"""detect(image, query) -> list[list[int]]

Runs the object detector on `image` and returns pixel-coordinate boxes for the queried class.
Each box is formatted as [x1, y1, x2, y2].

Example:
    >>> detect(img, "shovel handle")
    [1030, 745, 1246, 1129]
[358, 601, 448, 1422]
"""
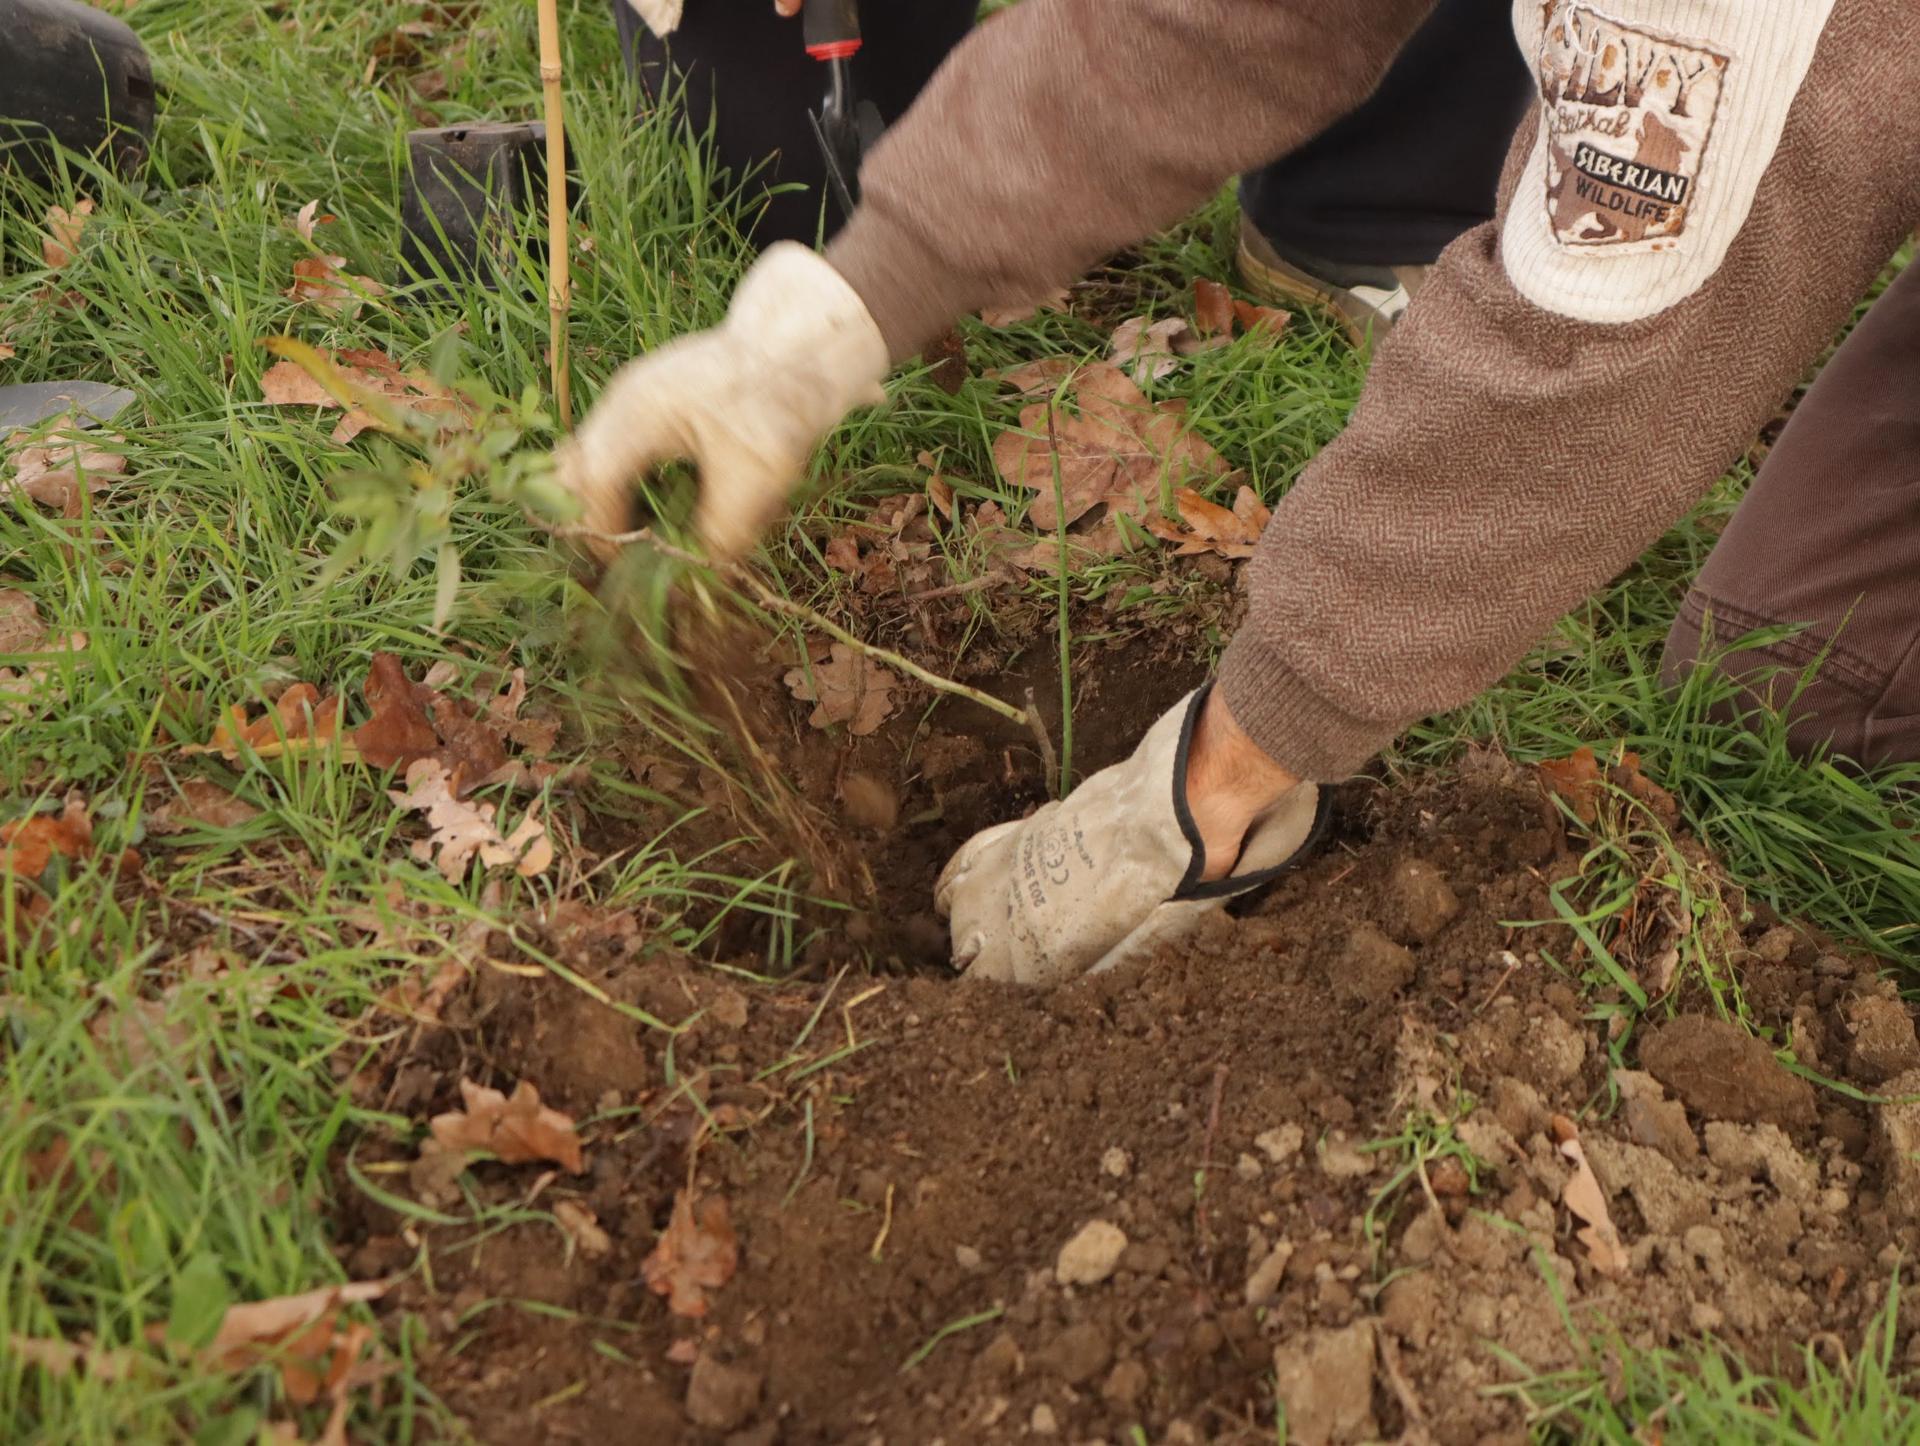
[803, 0, 861, 59]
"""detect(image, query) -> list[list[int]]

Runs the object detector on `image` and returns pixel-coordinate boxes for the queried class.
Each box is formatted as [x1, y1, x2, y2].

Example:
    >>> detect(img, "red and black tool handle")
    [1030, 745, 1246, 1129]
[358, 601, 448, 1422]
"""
[803, 0, 862, 61]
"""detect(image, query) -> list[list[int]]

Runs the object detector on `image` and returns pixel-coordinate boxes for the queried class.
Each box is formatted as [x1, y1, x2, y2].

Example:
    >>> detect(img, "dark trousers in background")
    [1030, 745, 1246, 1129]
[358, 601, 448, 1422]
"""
[612, 0, 1533, 260]
[1661, 259, 1920, 768]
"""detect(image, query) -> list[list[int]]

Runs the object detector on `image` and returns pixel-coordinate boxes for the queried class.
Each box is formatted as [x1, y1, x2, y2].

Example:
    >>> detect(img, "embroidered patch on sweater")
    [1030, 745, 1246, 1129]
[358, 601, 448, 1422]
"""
[1537, 4, 1730, 252]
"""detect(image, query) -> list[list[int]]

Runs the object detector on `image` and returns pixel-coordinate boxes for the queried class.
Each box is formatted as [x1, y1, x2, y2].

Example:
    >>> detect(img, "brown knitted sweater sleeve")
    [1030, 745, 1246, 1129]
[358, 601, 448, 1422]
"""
[1218, 0, 1920, 779]
[825, 0, 1437, 361]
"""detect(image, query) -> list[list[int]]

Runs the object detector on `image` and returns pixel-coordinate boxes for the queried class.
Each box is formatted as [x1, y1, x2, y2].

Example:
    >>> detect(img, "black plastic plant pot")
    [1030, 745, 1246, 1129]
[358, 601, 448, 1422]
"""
[0, 0, 156, 183]
[400, 121, 557, 288]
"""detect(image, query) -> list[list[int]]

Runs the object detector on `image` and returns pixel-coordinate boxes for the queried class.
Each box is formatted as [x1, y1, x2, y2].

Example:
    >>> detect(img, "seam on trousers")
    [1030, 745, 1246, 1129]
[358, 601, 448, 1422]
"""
[1679, 589, 1885, 698]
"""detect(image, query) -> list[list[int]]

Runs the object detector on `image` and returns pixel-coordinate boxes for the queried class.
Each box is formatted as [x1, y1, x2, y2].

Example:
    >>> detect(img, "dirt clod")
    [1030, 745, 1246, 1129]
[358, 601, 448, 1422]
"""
[1872, 1068, 1920, 1221]
[1379, 859, 1460, 944]
[1333, 924, 1416, 1003]
[1272, 1320, 1377, 1445]
[1036, 1320, 1112, 1386]
[686, 1354, 763, 1432]
[1845, 992, 1920, 1084]
[1055, 1219, 1128, 1286]
[1639, 1014, 1816, 1129]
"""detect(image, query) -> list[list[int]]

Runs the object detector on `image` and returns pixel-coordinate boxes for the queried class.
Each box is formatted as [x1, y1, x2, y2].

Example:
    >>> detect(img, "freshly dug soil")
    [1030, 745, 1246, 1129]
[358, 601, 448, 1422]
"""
[335, 645, 1920, 1445]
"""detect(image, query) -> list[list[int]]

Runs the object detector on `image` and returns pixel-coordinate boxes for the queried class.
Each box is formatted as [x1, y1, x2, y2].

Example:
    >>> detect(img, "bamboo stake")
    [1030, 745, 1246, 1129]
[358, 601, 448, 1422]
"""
[535, 0, 572, 430]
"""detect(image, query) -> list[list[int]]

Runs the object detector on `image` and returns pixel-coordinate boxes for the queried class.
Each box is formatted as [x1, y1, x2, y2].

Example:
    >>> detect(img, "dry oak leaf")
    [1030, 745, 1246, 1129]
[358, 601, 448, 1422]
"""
[259, 343, 468, 445]
[991, 360, 1229, 530]
[146, 777, 262, 833]
[42, 199, 95, 270]
[1231, 297, 1292, 342]
[1552, 1114, 1629, 1277]
[198, 1281, 389, 1412]
[1537, 746, 1603, 825]
[431, 1077, 585, 1171]
[4, 429, 129, 510]
[782, 642, 897, 736]
[979, 286, 1071, 328]
[1193, 277, 1235, 337]
[389, 757, 553, 881]
[642, 1189, 739, 1319]
[285, 201, 386, 315]
[187, 682, 345, 762]
[1108, 313, 1229, 385]
[8, 1332, 143, 1381]
[1613, 750, 1680, 828]
[555, 1199, 614, 1258]
[351, 650, 440, 773]
[1147, 483, 1272, 560]
[0, 623, 87, 717]
[1, 794, 93, 877]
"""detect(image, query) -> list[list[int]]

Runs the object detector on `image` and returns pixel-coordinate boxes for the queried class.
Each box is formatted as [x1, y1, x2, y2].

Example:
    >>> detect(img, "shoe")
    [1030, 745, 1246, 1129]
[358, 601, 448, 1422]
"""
[1235, 214, 1428, 347]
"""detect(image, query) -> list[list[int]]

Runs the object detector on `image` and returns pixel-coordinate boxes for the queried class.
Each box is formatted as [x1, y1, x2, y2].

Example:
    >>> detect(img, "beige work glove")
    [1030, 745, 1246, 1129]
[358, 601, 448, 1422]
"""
[553, 243, 889, 563]
[935, 689, 1326, 986]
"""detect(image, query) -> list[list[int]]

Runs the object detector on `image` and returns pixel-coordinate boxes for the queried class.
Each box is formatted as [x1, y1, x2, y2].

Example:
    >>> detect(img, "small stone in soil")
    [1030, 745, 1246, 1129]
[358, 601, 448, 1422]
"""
[1255, 1122, 1304, 1165]
[1622, 1092, 1700, 1164]
[1235, 1152, 1263, 1181]
[1101, 1146, 1131, 1178]
[954, 1244, 983, 1272]
[1030, 1402, 1060, 1435]
[685, 1355, 763, 1433]
[1271, 1320, 1377, 1445]
[1102, 1358, 1149, 1407]
[1318, 1133, 1374, 1180]
[1244, 1239, 1294, 1306]
[1640, 1015, 1816, 1128]
[1380, 858, 1461, 944]
[1055, 1219, 1128, 1286]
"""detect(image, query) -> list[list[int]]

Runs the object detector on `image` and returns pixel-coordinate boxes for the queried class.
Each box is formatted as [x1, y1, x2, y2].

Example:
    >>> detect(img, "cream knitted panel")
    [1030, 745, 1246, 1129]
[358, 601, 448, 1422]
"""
[1503, 0, 1836, 322]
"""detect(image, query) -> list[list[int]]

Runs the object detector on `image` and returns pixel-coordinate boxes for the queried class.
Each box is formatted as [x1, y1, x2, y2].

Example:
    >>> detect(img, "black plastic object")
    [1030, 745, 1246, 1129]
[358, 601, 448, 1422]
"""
[400, 121, 550, 285]
[802, 0, 861, 56]
[0, 0, 155, 182]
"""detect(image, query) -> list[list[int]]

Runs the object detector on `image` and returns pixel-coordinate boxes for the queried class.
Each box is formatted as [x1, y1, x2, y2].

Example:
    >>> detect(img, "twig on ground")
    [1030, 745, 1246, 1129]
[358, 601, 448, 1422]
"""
[1023, 686, 1059, 797]
[1196, 1061, 1230, 1252]
[1377, 1332, 1434, 1445]
[535, 0, 572, 429]
[543, 518, 1031, 727]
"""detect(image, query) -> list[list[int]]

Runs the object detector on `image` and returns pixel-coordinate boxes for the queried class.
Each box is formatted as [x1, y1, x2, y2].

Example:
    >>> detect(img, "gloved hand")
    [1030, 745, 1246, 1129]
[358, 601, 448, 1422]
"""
[553, 242, 889, 563]
[935, 688, 1326, 985]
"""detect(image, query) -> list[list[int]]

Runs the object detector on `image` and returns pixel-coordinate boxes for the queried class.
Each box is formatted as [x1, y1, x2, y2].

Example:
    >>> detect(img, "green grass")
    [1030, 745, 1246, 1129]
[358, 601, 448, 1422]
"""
[0, 1, 1916, 1441]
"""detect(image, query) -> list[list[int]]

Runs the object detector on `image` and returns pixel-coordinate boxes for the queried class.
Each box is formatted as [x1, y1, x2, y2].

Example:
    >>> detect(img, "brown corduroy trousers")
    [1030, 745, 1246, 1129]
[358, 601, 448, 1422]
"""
[1662, 260, 1920, 768]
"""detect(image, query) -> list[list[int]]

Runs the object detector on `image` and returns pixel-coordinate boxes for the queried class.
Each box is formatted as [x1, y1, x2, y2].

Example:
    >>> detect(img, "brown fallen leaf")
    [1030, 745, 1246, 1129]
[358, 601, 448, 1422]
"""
[145, 777, 262, 834]
[1193, 278, 1235, 337]
[431, 1077, 585, 1171]
[1147, 483, 1272, 560]
[1551, 1114, 1628, 1276]
[0, 589, 47, 654]
[351, 651, 440, 773]
[8, 1332, 143, 1381]
[285, 201, 386, 315]
[0, 343, 14, 361]
[1108, 314, 1229, 385]
[979, 286, 1071, 328]
[1537, 746, 1603, 826]
[3, 429, 129, 510]
[554, 1199, 613, 1258]
[991, 361, 1229, 531]
[258, 343, 468, 445]
[0, 623, 88, 718]
[1232, 298, 1292, 342]
[782, 643, 896, 736]
[188, 683, 345, 762]
[42, 199, 95, 270]
[195, 1281, 389, 1412]
[1, 794, 94, 877]
[642, 1190, 738, 1319]
[1613, 750, 1680, 828]
[389, 758, 553, 881]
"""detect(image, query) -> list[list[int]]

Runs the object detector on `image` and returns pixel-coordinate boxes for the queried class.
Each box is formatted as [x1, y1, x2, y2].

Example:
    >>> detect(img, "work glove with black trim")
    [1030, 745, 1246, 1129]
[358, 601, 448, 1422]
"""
[553, 242, 888, 563]
[935, 687, 1328, 985]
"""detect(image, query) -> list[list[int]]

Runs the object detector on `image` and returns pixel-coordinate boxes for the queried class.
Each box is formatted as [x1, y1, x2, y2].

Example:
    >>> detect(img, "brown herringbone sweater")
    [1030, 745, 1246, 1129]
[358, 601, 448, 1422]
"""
[826, 0, 1920, 781]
